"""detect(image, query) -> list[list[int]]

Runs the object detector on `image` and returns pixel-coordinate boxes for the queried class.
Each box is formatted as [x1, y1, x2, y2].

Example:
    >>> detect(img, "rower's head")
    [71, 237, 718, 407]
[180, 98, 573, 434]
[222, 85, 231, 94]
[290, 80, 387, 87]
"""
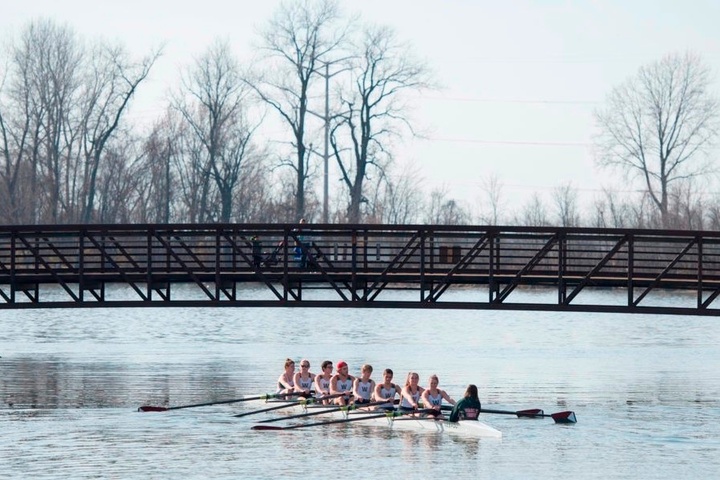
[284, 358, 295, 372]
[321, 360, 333, 372]
[300, 359, 311, 370]
[405, 372, 420, 387]
[337, 360, 348, 375]
[361, 364, 373, 379]
[428, 374, 439, 389]
[383, 368, 394, 382]
[464, 384, 479, 400]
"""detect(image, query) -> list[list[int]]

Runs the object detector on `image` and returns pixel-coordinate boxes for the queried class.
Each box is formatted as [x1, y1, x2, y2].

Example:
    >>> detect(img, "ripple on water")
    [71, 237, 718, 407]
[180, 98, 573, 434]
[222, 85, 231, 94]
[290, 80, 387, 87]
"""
[1, 289, 720, 479]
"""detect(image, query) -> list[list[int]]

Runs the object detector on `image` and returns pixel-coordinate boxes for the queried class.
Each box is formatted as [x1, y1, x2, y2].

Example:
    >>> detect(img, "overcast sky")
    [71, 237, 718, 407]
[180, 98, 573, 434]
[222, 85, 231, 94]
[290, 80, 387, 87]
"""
[3, 0, 720, 218]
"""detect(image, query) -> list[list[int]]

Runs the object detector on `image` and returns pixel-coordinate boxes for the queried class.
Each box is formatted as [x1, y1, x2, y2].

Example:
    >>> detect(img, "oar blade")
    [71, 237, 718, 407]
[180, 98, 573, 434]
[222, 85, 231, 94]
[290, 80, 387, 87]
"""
[550, 411, 577, 424]
[138, 406, 169, 412]
[515, 409, 544, 418]
[251, 425, 285, 431]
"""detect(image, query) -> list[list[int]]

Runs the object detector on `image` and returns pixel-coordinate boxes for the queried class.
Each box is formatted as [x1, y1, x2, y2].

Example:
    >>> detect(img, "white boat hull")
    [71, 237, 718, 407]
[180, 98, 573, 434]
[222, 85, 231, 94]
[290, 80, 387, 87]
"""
[337, 413, 502, 438]
[242, 399, 502, 438]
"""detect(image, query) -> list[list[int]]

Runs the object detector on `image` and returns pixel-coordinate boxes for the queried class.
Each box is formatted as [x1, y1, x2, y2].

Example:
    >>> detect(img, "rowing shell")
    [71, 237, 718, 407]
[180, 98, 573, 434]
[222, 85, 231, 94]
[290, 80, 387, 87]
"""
[242, 400, 502, 437]
[253, 408, 502, 438]
[240, 398, 333, 413]
[341, 413, 502, 438]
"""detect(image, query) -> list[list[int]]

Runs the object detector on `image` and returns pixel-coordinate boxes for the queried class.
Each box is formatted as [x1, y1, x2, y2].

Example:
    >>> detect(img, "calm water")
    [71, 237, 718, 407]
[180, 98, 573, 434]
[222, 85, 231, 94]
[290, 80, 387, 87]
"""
[1, 286, 719, 479]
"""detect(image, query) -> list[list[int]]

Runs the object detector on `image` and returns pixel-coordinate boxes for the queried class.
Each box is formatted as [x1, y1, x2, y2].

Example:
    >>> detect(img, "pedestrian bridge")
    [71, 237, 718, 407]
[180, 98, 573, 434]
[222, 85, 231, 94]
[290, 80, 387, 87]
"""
[1, 223, 719, 316]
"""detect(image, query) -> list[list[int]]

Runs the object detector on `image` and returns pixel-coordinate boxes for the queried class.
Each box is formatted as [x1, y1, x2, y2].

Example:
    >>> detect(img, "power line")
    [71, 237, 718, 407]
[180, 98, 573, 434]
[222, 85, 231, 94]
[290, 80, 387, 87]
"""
[427, 137, 592, 147]
[418, 95, 600, 106]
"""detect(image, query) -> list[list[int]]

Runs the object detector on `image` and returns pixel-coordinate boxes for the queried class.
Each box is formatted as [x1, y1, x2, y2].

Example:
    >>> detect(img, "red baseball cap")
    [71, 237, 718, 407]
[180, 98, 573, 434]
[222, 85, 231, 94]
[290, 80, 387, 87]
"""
[337, 361, 348, 370]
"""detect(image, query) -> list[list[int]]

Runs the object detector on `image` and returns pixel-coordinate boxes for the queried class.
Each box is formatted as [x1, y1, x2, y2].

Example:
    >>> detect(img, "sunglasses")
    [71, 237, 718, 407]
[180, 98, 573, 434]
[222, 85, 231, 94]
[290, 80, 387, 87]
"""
[301, 363, 310, 367]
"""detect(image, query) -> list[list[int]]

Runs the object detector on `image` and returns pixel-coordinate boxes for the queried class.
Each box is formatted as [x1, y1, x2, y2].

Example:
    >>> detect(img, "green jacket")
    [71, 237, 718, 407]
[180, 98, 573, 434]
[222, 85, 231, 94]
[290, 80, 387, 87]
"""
[448, 397, 482, 422]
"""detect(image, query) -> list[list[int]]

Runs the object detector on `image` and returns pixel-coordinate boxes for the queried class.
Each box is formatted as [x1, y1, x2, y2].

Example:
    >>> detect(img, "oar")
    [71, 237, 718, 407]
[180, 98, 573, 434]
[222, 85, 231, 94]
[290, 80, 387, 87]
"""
[257, 400, 390, 423]
[440, 405, 577, 423]
[482, 408, 576, 423]
[138, 392, 304, 412]
[232, 393, 344, 419]
[252, 409, 435, 431]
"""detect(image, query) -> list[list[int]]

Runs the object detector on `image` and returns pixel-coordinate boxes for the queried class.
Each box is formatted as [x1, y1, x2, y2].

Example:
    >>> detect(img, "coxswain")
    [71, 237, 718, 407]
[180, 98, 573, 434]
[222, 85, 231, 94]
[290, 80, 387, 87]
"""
[448, 384, 482, 422]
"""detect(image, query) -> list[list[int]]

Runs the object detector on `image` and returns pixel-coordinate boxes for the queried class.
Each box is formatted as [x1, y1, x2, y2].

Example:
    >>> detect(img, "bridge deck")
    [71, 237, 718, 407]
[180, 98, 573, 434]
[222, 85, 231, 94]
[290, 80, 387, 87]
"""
[2, 223, 719, 315]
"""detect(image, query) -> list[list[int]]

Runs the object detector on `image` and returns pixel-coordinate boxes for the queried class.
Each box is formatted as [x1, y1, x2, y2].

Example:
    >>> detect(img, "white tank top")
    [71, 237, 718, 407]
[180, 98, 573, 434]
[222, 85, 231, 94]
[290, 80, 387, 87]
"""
[297, 375, 314, 391]
[277, 374, 294, 393]
[400, 388, 421, 408]
[317, 376, 331, 393]
[426, 391, 443, 406]
[378, 384, 397, 401]
[355, 380, 373, 401]
[336, 377, 353, 393]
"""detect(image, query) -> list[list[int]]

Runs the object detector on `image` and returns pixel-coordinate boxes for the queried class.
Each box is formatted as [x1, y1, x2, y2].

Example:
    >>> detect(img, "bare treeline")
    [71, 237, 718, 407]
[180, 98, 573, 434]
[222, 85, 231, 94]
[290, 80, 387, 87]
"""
[1, 5, 718, 228]
[0, 19, 159, 224]
[0, 2, 433, 225]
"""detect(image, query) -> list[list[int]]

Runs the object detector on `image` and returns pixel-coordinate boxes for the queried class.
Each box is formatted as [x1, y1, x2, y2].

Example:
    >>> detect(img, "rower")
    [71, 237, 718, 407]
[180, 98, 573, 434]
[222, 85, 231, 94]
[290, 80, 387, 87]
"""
[421, 374, 456, 413]
[293, 359, 316, 398]
[399, 372, 424, 413]
[276, 358, 296, 395]
[373, 368, 401, 410]
[448, 384, 482, 422]
[314, 360, 333, 403]
[352, 364, 376, 405]
[329, 360, 355, 405]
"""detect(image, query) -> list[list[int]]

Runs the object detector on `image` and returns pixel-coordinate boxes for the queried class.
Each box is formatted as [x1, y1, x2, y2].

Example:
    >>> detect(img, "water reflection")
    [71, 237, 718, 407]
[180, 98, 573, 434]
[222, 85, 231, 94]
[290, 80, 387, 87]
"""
[1, 291, 720, 479]
[0, 356, 249, 409]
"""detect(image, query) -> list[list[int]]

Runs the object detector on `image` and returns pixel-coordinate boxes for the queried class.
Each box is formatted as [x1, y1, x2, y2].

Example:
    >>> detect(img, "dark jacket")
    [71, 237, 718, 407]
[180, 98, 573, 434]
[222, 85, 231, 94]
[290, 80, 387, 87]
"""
[448, 397, 482, 422]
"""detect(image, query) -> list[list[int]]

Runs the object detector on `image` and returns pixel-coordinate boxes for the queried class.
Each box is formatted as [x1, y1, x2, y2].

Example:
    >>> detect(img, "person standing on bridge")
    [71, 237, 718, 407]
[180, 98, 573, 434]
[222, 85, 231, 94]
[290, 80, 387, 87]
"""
[293, 218, 308, 269]
[448, 384, 482, 422]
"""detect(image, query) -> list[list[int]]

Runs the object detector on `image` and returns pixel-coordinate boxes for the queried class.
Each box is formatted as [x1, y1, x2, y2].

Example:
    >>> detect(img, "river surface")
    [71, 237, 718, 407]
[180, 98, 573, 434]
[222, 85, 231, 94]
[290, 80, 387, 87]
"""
[1, 286, 719, 479]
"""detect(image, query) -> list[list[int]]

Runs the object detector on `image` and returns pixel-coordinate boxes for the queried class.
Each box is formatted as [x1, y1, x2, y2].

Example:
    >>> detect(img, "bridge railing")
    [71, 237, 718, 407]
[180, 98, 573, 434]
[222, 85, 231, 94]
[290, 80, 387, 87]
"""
[1, 223, 720, 313]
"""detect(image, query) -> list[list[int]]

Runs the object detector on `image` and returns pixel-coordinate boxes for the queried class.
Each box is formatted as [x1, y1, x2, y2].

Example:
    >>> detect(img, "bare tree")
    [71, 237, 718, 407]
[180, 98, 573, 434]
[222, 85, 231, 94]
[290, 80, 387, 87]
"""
[78, 43, 159, 223]
[590, 188, 633, 228]
[0, 19, 158, 224]
[595, 52, 719, 228]
[477, 173, 505, 225]
[425, 186, 470, 225]
[250, 0, 347, 221]
[552, 182, 580, 227]
[518, 192, 549, 226]
[174, 40, 260, 223]
[0, 19, 84, 223]
[330, 24, 433, 223]
[705, 197, 720, 230]
[137, 113, 181, 223]
[95, 137, 146, 223]
[666, 178, 705, 229]
[379, 163, 424, 224]
[173, 119, 215, 222]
